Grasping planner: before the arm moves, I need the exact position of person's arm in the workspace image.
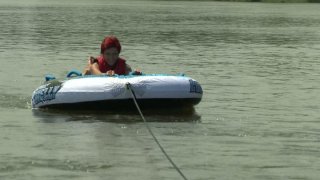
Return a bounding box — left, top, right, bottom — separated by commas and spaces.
126, 64, 142, 75
83, 56, 99, 75
89, 63, 103, 75
82, 65, 91, 75
83, 57, 95, 75
125, 64, 132, 75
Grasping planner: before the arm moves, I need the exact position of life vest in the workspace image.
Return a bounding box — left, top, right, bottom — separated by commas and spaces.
97, 56, 127, 75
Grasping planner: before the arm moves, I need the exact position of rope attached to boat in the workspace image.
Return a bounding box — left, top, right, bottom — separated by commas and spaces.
126, 83, 189, 180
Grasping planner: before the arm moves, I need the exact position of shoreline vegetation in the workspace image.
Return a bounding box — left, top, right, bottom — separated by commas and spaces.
158, 0, 320, 2
212, 0, 320, 2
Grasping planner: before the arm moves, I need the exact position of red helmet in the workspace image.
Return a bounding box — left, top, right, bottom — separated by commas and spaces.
100, 35, 121, 54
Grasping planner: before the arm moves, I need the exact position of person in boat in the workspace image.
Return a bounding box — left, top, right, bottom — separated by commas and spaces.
83, 35, 141, 76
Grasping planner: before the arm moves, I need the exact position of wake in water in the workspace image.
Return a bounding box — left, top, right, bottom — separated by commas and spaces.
0, 94, 31, 110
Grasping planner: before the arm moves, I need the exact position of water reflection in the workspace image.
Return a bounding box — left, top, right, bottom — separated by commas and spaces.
32, 107, 201, 123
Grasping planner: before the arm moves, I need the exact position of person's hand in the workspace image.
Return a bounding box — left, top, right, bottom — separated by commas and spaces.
131, 69, 142, 75
88, 56, 97, 65
106, 70, 115, 76
87, 56, 98, 71
85, 57, 92, 71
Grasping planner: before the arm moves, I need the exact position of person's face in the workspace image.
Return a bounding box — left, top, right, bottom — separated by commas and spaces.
103, 47, 119, 65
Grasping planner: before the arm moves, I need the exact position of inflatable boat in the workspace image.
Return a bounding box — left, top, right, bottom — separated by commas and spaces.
31, 71, 203, 110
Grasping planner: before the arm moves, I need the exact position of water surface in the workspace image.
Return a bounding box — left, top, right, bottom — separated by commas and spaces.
1, 1, 320, 179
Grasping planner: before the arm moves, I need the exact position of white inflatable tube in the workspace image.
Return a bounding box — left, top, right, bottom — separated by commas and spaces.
31, 74, 203, 110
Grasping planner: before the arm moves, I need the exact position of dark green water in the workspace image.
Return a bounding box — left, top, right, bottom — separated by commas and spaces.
0, 0, 320, 179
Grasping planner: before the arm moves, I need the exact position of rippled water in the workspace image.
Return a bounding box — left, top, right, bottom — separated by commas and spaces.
1, 0, 320, 179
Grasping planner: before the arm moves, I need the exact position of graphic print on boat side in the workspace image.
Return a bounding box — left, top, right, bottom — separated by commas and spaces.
189, 79, 203, 94
32, 81, 63, 106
